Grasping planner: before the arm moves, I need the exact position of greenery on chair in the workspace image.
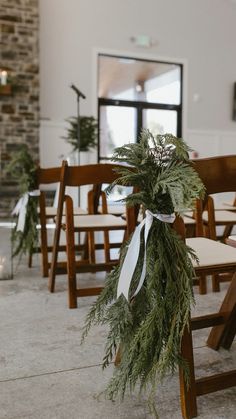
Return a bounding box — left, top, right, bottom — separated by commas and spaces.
63, 115, 98, 152
7, 145, 39, 259
82, 130, 205, 415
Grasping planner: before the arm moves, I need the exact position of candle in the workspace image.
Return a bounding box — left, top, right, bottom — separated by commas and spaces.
0, 257, 5, 279
0, 264, 3, 279
1, 70, 8, 85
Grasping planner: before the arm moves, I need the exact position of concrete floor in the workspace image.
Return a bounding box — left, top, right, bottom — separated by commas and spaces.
0, 227, 236, 418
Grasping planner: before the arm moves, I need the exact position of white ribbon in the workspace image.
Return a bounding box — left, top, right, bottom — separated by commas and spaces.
117, 209, 176, 301
12, 190, 40, 232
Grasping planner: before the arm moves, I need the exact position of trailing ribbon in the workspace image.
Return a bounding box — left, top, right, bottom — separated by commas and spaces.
12, 190, 40, 232
117, 209, 176, 301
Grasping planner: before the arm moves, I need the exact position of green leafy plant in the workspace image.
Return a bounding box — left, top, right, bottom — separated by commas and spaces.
63, 116, 98, 152
82, 130, 205, 415
7, 145, 39, 259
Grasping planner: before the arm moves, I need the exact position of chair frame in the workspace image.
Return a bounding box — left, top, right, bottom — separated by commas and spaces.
193, 155, 236, 293
29, 165, 65, 277
180, 268, 236, 418
48, 161, 138, 305
114, 216, 236, 417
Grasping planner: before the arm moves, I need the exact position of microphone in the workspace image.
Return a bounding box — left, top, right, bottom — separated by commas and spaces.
70, 84, 86, 99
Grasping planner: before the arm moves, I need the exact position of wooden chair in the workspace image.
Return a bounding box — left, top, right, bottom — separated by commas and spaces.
191, 155, 236, 292
178, 218, 236, 418
113, 215, 236, 417
193, 157, 236, 243
29, 165, 64, 277
30, 162, 88, 277
48, 162, 138, 307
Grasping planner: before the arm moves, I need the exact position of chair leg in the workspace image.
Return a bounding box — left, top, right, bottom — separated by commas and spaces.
211, 274, 220, 292
65, 196, 78, 309
103, 230, 111, 262
199, 275, 207, 294
40, 223, 50, 278
114, 346, 121, 366
207, 274, 236, 350
28, 251, 33, 268
179, 326, 198, 419
88, 231, 96, 263
39, 192, 50, 277
48, 230, 59, 292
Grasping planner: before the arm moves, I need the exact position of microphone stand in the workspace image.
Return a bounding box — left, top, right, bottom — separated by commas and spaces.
70, 84, 86, 206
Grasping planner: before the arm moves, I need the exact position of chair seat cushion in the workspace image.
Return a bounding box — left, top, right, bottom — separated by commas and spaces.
187, 237, 236, 269
202, 210, 236, 223
62, 214, 127, 231
183, 215, 196, 225
98, 204, 125, 215
42, 206, 87, 217
214, 202, 236, 211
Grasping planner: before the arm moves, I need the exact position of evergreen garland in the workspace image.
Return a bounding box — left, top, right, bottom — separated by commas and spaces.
7, 145, 39, 258
82, 131, 205, 414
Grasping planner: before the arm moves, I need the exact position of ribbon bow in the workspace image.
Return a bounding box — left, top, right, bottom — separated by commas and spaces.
117, 209, 176, 301
12, 190, 40, 232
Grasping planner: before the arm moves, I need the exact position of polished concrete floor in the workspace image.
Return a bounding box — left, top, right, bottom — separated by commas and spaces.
0, 228, 236, 418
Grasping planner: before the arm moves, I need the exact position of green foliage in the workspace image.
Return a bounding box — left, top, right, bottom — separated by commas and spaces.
7, 145, 39, 259
63, 116, 98, 152
107, 131, 205, 214
82, 130, 205, 414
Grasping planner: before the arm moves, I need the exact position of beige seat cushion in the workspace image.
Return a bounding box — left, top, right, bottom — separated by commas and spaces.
98, 205, 125, 216
215, 202, 236, 211
202, 210, 236, 223
44, 206, 87, 217
62, 214, 127, 231
187, 237, 236, 268
183, 215, 195, 225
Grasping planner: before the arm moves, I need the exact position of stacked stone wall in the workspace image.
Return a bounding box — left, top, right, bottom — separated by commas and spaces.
0, 0, 39, 217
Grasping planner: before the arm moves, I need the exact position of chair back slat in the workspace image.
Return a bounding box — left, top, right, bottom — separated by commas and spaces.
64, 163, 126, 187
36, 166, 63, 185
193, 155, 236, 195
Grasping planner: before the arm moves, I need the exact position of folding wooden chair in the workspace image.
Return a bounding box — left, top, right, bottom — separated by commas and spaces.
48, 162, 138, 307
29, 162, 89, 277
28, 165, 64, 277
192, 155, 236, 292
113, 215, 236, 417
178, 222, 236, 418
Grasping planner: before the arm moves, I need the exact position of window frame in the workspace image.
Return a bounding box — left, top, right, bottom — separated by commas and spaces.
97, 53, 183, 162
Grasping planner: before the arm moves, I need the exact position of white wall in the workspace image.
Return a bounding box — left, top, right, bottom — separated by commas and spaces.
39, 0, 236, 166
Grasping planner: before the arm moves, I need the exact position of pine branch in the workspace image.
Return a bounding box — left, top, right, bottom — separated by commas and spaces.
81, 130, 205, 415
6, 145, 39, 260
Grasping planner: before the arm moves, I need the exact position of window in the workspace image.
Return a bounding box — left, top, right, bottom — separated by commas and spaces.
98, 54, 183, 161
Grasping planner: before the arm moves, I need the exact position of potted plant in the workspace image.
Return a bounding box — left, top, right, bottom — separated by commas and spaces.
62, 115, 98, 165
64, 115, 98, 148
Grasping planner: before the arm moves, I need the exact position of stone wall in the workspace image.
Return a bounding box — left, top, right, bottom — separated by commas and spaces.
0, 0, 39, 217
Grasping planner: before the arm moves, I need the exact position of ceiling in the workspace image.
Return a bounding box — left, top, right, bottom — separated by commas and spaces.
98, 55, 179, 98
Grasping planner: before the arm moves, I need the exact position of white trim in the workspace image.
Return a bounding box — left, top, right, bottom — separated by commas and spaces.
92, 47, 188, 139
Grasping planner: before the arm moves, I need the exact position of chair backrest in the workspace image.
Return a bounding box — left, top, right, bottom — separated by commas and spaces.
61, 161, 137, 233
63, 162, 128, 187
31, 164, 66, 277
192, 155, 236, 195
192, 155, 236, 239
36, 166, 63, 186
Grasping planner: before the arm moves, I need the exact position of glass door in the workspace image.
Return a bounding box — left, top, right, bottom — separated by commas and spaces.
99, 105, 136, 161
143, 108, 178, 136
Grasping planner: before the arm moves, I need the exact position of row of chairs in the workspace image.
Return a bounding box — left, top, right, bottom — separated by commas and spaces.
28, 156, 236, 418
